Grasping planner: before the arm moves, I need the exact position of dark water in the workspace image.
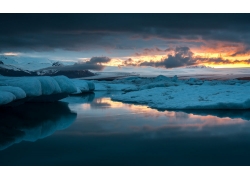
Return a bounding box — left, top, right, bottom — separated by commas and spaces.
1, 92, 250, 165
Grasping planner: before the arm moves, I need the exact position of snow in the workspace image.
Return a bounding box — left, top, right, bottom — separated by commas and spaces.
0, 64, 31, 73
0, 55, 53, 71
36, 69, 58, 75
90, 75, 250, 109
98, 66, 250, 80
94, 82, 137, 91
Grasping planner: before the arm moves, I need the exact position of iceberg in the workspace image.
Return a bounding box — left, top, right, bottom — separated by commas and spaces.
0, 75, 96, 106
0, 86, 26, 99
0, 91, 16, 105
71, 79, 95, 93
52, 76, 77, 94
0, 76, 42, 96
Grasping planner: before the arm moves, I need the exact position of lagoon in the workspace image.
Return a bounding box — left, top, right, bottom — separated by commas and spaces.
1, 92, 250, 165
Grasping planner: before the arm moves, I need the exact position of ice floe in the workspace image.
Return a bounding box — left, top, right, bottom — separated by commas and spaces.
92, 75, 250, 109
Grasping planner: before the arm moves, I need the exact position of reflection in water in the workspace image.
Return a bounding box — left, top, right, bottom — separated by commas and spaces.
2, 92, 250, 165
62, 92, 250, 138
0, 102, 77, 150
180, 109, 250, 121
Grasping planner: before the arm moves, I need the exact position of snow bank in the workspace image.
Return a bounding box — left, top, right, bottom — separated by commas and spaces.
108, 75, 250, 109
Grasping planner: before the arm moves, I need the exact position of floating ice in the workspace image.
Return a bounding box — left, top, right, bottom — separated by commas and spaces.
0, 91, 16, 105
0, 75, 79, 105
0, 86, 26, 99
53, 76, 77, 94
0, 76, 42, 96
101, 75, 250, 109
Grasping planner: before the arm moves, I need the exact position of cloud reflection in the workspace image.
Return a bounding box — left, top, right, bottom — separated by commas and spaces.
64, 94, 250, 138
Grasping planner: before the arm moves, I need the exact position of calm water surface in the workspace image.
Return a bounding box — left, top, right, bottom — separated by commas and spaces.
1, 91, 250, 165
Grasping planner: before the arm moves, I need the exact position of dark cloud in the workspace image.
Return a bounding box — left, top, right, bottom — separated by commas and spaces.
40, 56, 111, 71
85, 57, 111, 64
135, 47, 173, 56
140, 47, 197, 68
1, 14, 250, 52
75, 56, 111, 70
126, 47, 250, 69
196, 57, 250, 65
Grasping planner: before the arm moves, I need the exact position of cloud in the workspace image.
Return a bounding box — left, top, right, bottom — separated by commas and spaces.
196, 57, 250, 65
39, 56, 112, 71
123, 46, 250, 69
140, 47, 197, 68
135, 47, 173, 56
1, 14, 250, 53
75, 56, 111, 70
84, 56, 111, 64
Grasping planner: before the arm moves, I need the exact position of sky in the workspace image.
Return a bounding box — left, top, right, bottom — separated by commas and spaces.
1, 14, 250, 70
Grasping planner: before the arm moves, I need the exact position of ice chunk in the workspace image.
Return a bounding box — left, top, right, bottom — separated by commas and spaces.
154, 75, 171, 82
0, 86, 26, 99
0, 76, 42, 96
185, 78, 203, 85
53, 76, 77, 94
36, 76, 61, 95
86, 81, 95, 91
71, 79, 89, 93
0, 91, 16, 105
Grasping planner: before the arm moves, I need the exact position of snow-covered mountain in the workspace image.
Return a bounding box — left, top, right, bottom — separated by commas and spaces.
0, 55, 53, 71
0, 56, 95, 78
36, 65, 96, 78
0, 62, 35, 76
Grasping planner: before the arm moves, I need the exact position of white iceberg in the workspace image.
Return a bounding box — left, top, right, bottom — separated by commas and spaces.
0, 75, 81, 105
0, 75, 97, 106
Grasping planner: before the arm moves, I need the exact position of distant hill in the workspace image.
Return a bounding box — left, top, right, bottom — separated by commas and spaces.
0, 58, 95, 78
185, 65, 213, 68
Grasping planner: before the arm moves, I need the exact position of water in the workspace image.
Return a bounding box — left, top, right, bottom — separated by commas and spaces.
1, 92, 250, 165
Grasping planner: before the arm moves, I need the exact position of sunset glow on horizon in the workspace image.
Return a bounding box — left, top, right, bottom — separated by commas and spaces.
1, 14, 250, 70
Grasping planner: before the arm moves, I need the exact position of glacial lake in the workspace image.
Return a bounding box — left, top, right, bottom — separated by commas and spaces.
1, 91, 250, 165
